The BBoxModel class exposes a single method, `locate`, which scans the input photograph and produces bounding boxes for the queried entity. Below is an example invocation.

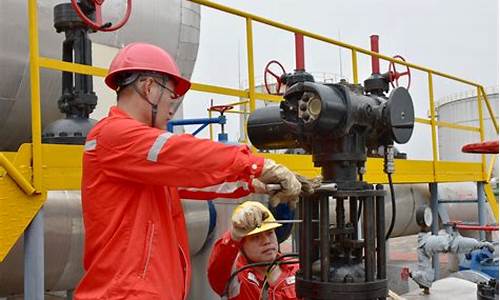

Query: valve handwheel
[388,55,411,90]
[71,0,132,32]
[208,105,234,114]
[264,60,286,95]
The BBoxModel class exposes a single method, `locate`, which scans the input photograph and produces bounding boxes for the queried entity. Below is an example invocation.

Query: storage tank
[0,0,208,299]
[436,86,499,177]
[0,0,200,151]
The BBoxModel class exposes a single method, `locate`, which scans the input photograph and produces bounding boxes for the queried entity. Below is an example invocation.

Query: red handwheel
[71,0,132,32]
[264,60,286,95]
[388,55,411,90]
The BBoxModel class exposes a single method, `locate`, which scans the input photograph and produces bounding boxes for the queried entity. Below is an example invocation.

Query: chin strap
[132,83,165,127]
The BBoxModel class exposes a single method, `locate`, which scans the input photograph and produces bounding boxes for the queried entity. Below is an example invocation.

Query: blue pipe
[167,116,226,135]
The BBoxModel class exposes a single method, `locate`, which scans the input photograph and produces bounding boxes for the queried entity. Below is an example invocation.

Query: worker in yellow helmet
[208,201,300,300]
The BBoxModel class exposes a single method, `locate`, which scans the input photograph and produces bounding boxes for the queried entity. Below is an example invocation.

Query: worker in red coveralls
[208,201,302,300]
[74,42,302,300]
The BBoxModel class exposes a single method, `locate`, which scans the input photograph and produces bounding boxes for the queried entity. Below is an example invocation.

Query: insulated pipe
[0,192,211,297]
[327,183,493,239]
[0,183,492,297]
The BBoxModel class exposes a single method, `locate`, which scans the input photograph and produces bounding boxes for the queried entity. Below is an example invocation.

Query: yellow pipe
[477,87,487,180]
[40,57,107,77]
[191,82,248,98]
[246,17,256,149]
[227,100,249,106]
[479,86,499,134]
[222,110,249,115]
[427,73,438,181]
[254,92,282,103]
[351,49,358,84]
[246,17,256,114]
[415,117,431,125]
[188,0,482,88]
[28,0,42,192]
[0,153,36,195]
[487,155,497,182]
[436,120,480,132]
[484,183,499,221]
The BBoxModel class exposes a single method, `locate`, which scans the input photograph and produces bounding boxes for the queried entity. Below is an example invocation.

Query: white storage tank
[436,86,499,177]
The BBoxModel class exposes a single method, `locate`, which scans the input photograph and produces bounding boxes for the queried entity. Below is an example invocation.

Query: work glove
[231,202,269,241]
[296,174,322,196]
[257,159,301,207]
[252,173,321,208]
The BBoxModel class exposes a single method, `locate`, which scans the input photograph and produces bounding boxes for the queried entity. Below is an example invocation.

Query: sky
[182,0,499,160]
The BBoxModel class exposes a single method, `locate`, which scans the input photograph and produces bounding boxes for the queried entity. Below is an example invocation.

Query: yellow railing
[189,0,498,180]
[1,0,499,262]
[5,0,500,199]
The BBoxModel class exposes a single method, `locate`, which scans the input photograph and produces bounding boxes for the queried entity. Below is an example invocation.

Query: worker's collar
[108,106,133,118]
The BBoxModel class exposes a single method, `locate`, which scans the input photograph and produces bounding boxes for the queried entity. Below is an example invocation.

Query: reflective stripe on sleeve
[147,132,173,162]
[179,181,250,194]
[84,139,97,151]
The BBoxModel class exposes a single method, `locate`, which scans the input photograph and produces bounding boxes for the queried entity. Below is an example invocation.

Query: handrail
[189,0,483,87]
[25,0,497,189]
[187,0,497,185]
[0,153,36,195]
[28,0,42,192]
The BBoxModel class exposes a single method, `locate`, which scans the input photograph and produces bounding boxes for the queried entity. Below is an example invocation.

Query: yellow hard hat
[232,201,282,237]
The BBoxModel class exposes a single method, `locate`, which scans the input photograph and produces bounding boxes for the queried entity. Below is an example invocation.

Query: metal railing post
[351,49,358,84]
[477,182,487,240]
[24,207,44,300]
[430,183,440,281]
[28,0,43,192]
[428,73,438,181]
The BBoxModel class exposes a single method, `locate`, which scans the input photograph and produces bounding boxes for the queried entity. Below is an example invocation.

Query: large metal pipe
[328,182,494,239]
[0,192,211,297]
[0,183,492,297]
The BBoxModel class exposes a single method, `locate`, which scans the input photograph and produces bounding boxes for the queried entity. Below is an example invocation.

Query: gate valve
[388,55,411,90]
[264,60,287,95]
[71,0,132,32]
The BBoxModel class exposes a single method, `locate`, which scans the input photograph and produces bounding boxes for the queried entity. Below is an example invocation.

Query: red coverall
[208,231,300,300]
[74,107,264,300]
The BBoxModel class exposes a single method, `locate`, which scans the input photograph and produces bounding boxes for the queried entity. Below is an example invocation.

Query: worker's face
[242,230,278,262]
[143,77,182,130]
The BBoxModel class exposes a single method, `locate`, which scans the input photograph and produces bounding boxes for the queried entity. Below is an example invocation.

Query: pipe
[0,192,211,297]
[24,207,44,300]
[295,33,305,71]
[370,35,380,74]
[0,183,492,297]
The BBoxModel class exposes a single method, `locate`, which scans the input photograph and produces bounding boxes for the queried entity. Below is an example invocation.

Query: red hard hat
[105,43,191,97]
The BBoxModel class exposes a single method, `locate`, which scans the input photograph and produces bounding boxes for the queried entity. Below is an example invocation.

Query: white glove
[231,203,269,241]
[257,159,301,207]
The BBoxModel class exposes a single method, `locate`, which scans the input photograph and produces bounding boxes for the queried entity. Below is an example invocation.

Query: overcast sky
[182,0,499,159]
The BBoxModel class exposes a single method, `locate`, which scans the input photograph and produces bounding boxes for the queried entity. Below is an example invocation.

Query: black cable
[265,253,299,274]
[222,254,299,297]
[385,173,396,240]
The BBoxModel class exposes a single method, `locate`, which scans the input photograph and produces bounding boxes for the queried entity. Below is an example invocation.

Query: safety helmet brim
[232,201,283,238]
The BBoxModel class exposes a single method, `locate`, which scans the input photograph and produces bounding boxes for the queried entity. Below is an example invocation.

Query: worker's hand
[296,174,322,196]
[258,159,301,208]
[251,178,268,194]
[231,202,269,241]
